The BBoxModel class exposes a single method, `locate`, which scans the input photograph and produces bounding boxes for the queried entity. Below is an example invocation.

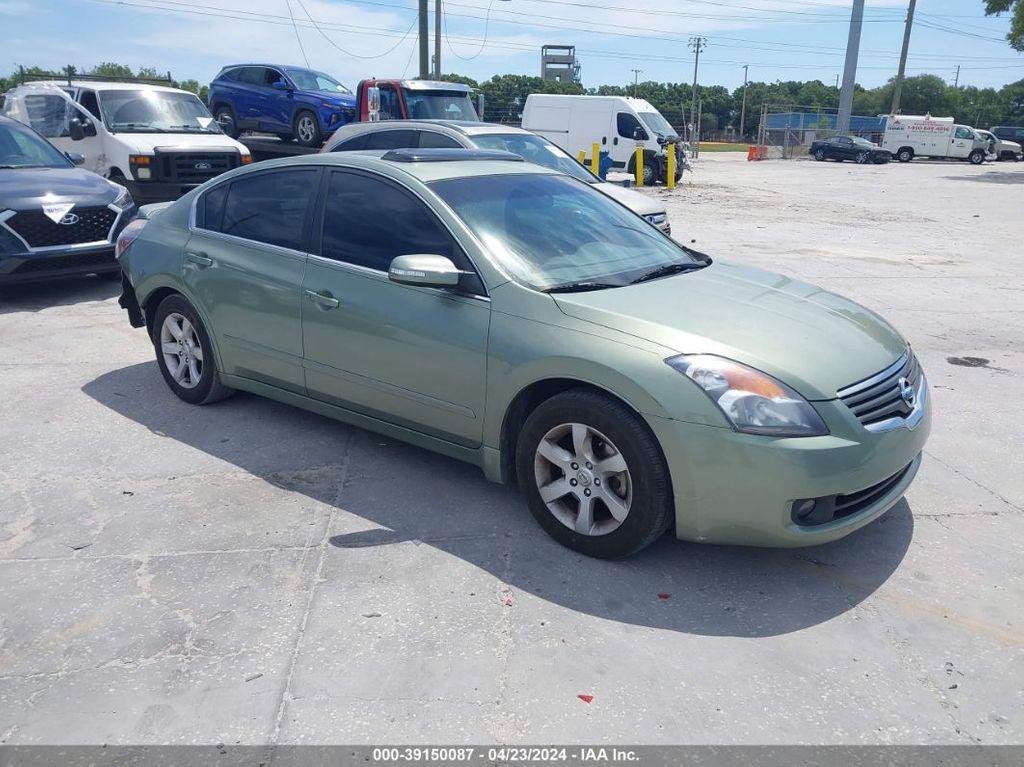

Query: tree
[984,0,1024,50]
[90,62,133,78]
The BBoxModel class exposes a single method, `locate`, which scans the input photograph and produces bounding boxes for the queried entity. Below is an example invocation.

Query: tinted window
[320,171,471,278]
[210,169,317,250]
[79,91,101,120]
[332,134,367,152]
[201,183,229,231]
[237,67,264,85]
[616,112,644,140]
[264,68,286,87]
[838,137,853,145]
[378,85,400,120]
[364,129,416,150]
[417,131,462,149]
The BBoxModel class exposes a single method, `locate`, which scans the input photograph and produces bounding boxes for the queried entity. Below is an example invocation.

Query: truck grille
[837,351,923,428]
[156,151,239,183]
[6,207,116,248]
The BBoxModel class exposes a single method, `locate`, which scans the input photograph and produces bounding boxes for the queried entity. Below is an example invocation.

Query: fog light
[136,168,151,180]
[794,499,817,521]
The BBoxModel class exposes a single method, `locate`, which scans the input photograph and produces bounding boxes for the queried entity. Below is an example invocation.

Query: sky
[1,0,1022,93]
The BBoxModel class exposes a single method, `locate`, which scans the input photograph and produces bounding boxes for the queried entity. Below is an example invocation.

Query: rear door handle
[186,252,213,267]
[305,289,340,309]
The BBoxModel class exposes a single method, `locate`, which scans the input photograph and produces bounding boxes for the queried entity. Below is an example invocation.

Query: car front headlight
[666,354,828,437]
[109,183,135,210]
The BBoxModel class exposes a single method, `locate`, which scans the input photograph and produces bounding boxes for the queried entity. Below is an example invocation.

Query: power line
[443,0,498,61]
[283,0,310,67]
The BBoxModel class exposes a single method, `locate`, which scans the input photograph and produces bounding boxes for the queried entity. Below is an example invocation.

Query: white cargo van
[3,81,251,203]
[522,94,682,185]
[881,114,989,165]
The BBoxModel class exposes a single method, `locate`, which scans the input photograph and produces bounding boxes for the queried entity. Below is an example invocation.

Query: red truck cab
[355,79,482,122]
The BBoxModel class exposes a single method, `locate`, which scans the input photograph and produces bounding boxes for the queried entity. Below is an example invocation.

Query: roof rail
[16,66,175,87]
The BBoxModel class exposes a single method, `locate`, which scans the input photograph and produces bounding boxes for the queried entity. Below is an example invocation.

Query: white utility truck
[522,94,683,185]
[881,114,989,165]
[3,80,251,203]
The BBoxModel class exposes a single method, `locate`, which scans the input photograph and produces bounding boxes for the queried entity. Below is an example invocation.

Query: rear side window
[364,129,416,150]
[417,131,462,149]
[331,134,367,152]
[237,67,264,85]
[202,169,318,251]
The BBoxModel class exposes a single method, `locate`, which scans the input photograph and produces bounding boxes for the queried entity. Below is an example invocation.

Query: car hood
[552,261,908,400]
[0,166,119,210]
[594,182,664,216]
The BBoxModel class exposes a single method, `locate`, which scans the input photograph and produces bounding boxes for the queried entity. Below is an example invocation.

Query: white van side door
[4,86,106,174]
[949,126,974,159]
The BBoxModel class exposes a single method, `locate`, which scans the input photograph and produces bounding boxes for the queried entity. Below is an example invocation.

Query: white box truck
[3,80,252,203]
[881,114,989,165]
[522,94,682,185]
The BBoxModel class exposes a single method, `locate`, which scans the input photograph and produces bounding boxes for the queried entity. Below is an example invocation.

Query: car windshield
[0,120,71,168]
[638,110,675,137]
[431,173,704,291]
[284,68,351,94]
[99,90,223,134]
[471,134,597,184]
[404,91,478,120]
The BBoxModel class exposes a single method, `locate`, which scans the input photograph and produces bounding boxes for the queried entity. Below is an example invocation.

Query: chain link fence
[754,104,887,159]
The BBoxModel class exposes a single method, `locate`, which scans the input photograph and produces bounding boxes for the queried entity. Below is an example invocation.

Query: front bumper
[647,382,931,547]
[0,245,118,284]
[123,179,201,206]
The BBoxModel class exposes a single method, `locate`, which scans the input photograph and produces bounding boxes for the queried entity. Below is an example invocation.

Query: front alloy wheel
[814,148,826,161]
[856,151,869,164]
[515,388,673,558]
[294,111,321,147]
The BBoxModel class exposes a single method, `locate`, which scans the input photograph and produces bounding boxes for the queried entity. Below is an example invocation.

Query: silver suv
[321,120,671,234]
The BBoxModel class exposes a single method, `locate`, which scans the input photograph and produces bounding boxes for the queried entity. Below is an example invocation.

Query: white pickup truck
[3,80,251,204]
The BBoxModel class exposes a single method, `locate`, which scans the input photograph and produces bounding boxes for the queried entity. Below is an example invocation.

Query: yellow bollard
[635,145,644,187]
[591,142,600,176]
[577,149,586,164]
[667,145,676,189]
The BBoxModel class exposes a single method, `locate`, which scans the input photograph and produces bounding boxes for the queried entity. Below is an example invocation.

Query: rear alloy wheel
[153,295,233,405]
[969,149,985,166]
[897,148,913,163]
[294,110,322,147]
[516,389,673,558]
[814,148,827,161]
[214,105,240,139]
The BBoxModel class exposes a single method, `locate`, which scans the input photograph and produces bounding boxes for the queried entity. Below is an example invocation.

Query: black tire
[152,294,233,405]
[213,105,240,139]
[896,147,913,163]
[969,149,985,166]
[643,159,658,186]
[293,110,322,148]
[814,148,827,161]
[515,388,674,559]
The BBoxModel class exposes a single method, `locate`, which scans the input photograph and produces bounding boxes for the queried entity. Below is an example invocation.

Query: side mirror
[69,117,95,141]
[272,80,291,91]
[388,254,462,288]
[65,151,85,165]
[632,127,648,142]
[476,93,485,119]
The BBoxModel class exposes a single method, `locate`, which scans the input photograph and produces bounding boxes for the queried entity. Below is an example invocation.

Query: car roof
[242,149,558,183]
[219,64,311,71]
[335,120,528,137]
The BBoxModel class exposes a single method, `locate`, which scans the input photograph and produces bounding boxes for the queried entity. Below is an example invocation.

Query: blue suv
[208,64,357,147]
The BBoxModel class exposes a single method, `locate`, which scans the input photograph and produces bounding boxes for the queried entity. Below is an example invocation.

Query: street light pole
[890,0,917,115]
[631,68,642,98]
[419,0,430,79]
[688,36,706,142]
[434,0,442,79]
[837,0,865,135]
[739,64,749,140]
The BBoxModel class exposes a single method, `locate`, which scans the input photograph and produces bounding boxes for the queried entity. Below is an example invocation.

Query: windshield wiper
[112,124,168,132]
[629,262,706,285]
[545,281,620,294]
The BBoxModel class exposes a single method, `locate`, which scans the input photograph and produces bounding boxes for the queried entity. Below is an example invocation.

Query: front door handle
[186,252,213,268]
[305,289,340,309]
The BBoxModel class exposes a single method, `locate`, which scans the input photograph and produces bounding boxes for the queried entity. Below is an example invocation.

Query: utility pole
[688,36,706,142]
[631,68,642,98]
[434,0,442,79]
[837,0,864,135]
[739,64,749,140]
[889,0,917,115]
[953,64,961,88]
[419,0,430,79]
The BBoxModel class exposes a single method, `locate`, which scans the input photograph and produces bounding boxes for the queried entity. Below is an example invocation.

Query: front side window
[432,173,704,291]
[79,91,101,120]
[378,86,400,120]
[202,169,317,251]
[0,120,72,168]
[364,130,416,150]
[19,94,74,138]
[98,90,222,134]
[263,68,287,87]
[417,131,462,149]
[320,171,472,280]
[284,68,351,94]
[954,127,973,140]
[616,112,645,140]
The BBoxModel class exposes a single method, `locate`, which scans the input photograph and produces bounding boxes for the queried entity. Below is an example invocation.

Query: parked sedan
[0,115,136,284]
[322,120,672,233]
[116,149,929,558]
[975,129,1022,161]
[810,136,891,164]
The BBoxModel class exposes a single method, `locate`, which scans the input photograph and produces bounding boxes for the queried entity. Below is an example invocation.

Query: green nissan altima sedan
[116,148,930,558]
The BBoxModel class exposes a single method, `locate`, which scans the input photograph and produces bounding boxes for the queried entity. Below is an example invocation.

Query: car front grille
[832,461,914,520]
[837,351,923,428]
[5,207,117,248]
[156,151,239,183]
